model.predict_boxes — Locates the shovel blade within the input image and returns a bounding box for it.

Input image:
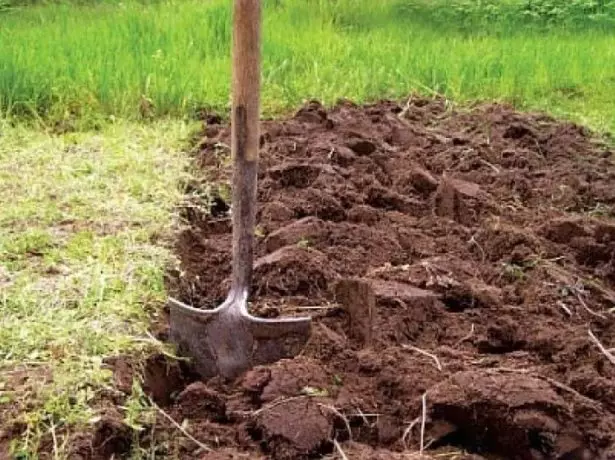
[169,303,224,379]
[169,299,311,380]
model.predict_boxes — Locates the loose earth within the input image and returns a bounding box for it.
[97,98,615,459]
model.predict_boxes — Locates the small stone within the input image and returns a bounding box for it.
[449,177,480,197]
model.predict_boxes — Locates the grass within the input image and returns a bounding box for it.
[0,118,194,457]
[0,0,613,132]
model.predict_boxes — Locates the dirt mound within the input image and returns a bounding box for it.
[427,370,609,458]
[157,98,615,459]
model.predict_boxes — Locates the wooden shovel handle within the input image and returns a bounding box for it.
[232,0,261,163]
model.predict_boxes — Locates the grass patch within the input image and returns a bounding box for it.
[0,118,194,457]
[0,0,613,132]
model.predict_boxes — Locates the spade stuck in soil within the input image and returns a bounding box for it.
[167,0,311,380]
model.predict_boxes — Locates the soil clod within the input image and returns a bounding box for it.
[252,399,333,460]
[434,177,484,226]
[335,278,375,347]
[408,166,440,195]
[176,382,227,422]
[91,412,132,459]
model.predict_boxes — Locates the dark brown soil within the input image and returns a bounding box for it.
[39,97,615,460]
[158,98,615,460]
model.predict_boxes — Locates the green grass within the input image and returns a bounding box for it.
[0,118,193,457]
[0,0,614,132]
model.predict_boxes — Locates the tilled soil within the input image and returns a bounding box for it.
[128,98,615,459]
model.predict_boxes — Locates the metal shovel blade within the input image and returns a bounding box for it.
[169,293,311,380]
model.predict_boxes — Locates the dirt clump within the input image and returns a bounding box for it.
[427,371,595,458]
[251,398,333,460]
[160,97,615,459]
[253,245,333,299]
[176,382,227,422]
[334,278,375,346]
[90,411,133,459]
[241,357,332,404]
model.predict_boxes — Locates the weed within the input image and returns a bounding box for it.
[123,380,156,433]
[297,237,312,249]
[587,203,614,218]
[254,226,266,238]
[501,261,532,281]
[300,386,329,397]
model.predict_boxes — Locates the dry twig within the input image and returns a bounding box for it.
[353,407,378,427]
[455,324,475,347]
[50,422,59,460]
[420,393,427,455]
[403,345,443,371]
[149,397,212,452]
[251,395,310,416]
[318,404,352,441]
[484,368,602,408]
[468,235,486,262]
[402,417,421,448]
[479,158,500,174]
[588,328,615,366]
[333,439,349,460]
[557,301,573,317]
[292,305,340,311]
[576,292,607,320]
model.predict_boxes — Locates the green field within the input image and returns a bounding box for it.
[0,0,614,131]
[1,0,615,458]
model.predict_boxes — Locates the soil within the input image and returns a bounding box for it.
[17,97,615,459]
[157,97,615,460]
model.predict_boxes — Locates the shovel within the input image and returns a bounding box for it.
[167,0,311,381]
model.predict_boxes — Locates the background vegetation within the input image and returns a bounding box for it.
[0,0,613,131]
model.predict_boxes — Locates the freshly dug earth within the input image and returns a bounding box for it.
[139,99,615,459]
